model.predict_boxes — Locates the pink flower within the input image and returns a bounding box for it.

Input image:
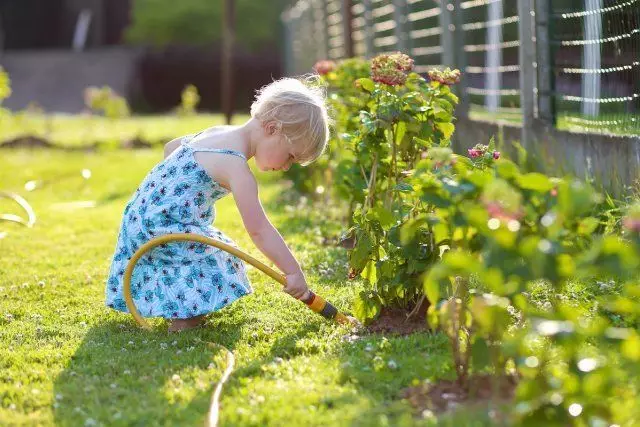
[468,149,480,158]
[493,151,500,160]
[313,60,336,76]
[550,188,558,197]
[484,201,523,222]
[372,72,407,86]
[427,68,461,86]
[371,52,414,86]
[623,217,640,232]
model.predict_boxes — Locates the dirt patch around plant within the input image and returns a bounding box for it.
[121,137,153,149]
[401,374,518,414]
[0,135,57,149]
[365,299,429,335]
[1,136,162,150]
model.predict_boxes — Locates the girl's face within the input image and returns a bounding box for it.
[255,122,297,172]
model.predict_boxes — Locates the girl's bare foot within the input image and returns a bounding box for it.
[168,315,206,332]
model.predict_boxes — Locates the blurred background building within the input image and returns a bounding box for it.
[0,0,292,113]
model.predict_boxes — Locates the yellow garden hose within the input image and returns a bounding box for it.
[0,191,36,228]
[122,233,355,426]
[122,233,352,329]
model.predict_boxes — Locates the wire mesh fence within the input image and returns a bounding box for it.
[550,0,640,135]
[460,0,522,122]
[282,0,640,137]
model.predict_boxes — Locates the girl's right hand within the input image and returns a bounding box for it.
[284,271,310,300]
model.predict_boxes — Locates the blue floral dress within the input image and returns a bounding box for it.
[105,133,253,319]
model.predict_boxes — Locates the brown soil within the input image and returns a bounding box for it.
[401,374,518,414]
[121,137,153,149]
[0,136,159,151]
[365,299,429,335]
[1,135,56,149]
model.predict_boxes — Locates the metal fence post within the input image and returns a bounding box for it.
[393,0,409,54]
[363,0,375,58]
[517,0,536,151]
[534,0,555,128]
[440,1,454,68]
[453,0,469,118]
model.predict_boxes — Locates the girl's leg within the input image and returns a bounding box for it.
[168,314,206,332]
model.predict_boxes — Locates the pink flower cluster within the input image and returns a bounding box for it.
[370,52,415,86]
[313,60,337,76]
[427,68,461,85]
[468,144,500,160]
[483,202,523,222]
[624,217,640,233]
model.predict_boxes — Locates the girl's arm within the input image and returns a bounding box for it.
[228,168,301,276]
[164,137,183,159]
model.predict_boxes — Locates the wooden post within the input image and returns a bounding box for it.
[535,0,555,127]
[517,0,536,151]
[312,0,328,60]
[323,0,332,59]
[342,0,354,58]
[363,0,375,58]
[440,1,454,68]
[453,0,469,118]
[221,0,235,125]
[393,0,409,54]
[282,11,294,76]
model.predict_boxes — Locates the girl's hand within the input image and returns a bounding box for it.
[284,271,310,300]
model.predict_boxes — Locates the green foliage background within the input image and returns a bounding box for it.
[125,0,292,51]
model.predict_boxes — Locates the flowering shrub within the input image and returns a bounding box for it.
[284,53,640,423]
[409,149,640,423]
[0,67,11,122]
[176,84,200,116]
[84,86,130,119]
[623,203,640,233]
[370,52,414,86]
[285,58,370,198]
[0,67,11,103]
[340,53,462,322]
[313,60,336,76]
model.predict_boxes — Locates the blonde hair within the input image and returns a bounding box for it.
[250,76,330,166]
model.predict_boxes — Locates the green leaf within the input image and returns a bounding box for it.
[356,78,375,92]
[395,121,407,144]
[361,259,378,284]
[433,105,451,121]
[578,217,600,235]
[353,292,382,323]
[471,337,491,370]
[436,122,455,140]
[424,277,440,305]
[395,182,413,192]
[368,206,395,230]
[495,159,521,180]
[434,98,453,113]
[516,173,554,192]
[350,232,373,271]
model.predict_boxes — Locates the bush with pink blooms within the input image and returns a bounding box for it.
[286,52,640,425]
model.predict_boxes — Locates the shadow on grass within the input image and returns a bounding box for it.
[52,313,345,426]
[52,316,246,426]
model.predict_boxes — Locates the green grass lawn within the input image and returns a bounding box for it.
[0,147,464,426]
[0,114,250,147]
[468,105,640,137]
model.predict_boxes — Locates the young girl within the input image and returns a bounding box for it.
[105,77,330,331]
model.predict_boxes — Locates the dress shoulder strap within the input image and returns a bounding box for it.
[181,132,247,160]
[190,147,247,161]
